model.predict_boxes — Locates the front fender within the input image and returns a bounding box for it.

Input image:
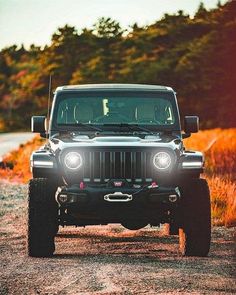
[178,151,204,175]
[30,149,59,178]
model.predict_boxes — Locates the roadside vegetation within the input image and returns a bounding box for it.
[184,128,236,226]
[0,128,235,226]
[0,136,44,183]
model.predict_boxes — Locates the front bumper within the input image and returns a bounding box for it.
[56,184,181,208]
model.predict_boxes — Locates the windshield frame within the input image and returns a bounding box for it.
[49,90,181,135]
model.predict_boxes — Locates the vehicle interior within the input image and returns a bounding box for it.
[56,96,175,125]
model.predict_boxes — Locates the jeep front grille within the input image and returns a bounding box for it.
[82,150,153,183]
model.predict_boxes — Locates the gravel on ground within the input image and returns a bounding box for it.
[0,182,235,295]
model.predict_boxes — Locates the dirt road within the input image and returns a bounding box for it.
[0,182,235,295]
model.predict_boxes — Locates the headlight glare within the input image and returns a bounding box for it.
[153,152,171,170]
[64,152,82,170]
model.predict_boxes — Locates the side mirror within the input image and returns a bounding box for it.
[184,116,199,134]
[31,116,47,137]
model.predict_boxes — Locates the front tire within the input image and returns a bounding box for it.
[27,178,58,257]
[179,178,211,257]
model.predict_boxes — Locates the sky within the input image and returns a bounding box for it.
[0,0,227,50]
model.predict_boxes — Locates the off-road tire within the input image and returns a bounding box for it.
[28,178,58,257]
[179,178,211,257]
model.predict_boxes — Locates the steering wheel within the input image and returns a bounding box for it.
[93,112,130,123]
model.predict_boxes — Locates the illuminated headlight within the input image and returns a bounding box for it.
[64,152,83,170]
[153,152,172,170]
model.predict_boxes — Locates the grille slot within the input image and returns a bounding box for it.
[82,150,152,183]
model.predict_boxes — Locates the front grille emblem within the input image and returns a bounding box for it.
[113,181,123,187]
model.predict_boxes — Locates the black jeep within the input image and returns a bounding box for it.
[28,84,211,257]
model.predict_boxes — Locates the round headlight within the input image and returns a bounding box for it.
[64,152,82,170]
[153,152,171,170]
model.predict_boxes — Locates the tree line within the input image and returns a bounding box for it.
[0,1,235,131]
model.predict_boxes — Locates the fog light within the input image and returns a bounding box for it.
[169,194,178,203]
[58,194,68,203]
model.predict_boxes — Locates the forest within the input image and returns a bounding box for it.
[0,1,235,131]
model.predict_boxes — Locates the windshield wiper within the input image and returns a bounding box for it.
[58,123,103,132]
[101,123,155,134]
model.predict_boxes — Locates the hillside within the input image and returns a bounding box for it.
[0,1,235,131]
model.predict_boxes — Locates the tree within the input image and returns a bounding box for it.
[195,2,208,19]
[93,17,123,39]
[0,2,235,131]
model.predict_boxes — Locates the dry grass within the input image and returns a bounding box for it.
[0,129,235,226]
[0,136,45,183]
[184,128,222,153]
[184,128,236,176]
[207,176,236,227]
[184,128,236,227]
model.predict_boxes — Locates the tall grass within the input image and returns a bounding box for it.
[184,128,236,177]
[207,176,236,227]
[0,136,45,183]
[184,128,236,226]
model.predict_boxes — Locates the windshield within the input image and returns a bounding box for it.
[52,91,180,131]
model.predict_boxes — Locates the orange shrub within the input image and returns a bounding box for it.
[0,136,45,183]
[206,129,236,176]
[184,128,236,226]
[207,176,236,226]
[183,128,222,152]
[184,128,236,177]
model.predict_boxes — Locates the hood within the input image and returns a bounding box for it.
[49,134,183,153]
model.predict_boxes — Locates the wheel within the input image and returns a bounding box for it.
[27,178,58,257]
[179,178,211,257]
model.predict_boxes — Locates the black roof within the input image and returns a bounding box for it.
[56,83,174,92]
